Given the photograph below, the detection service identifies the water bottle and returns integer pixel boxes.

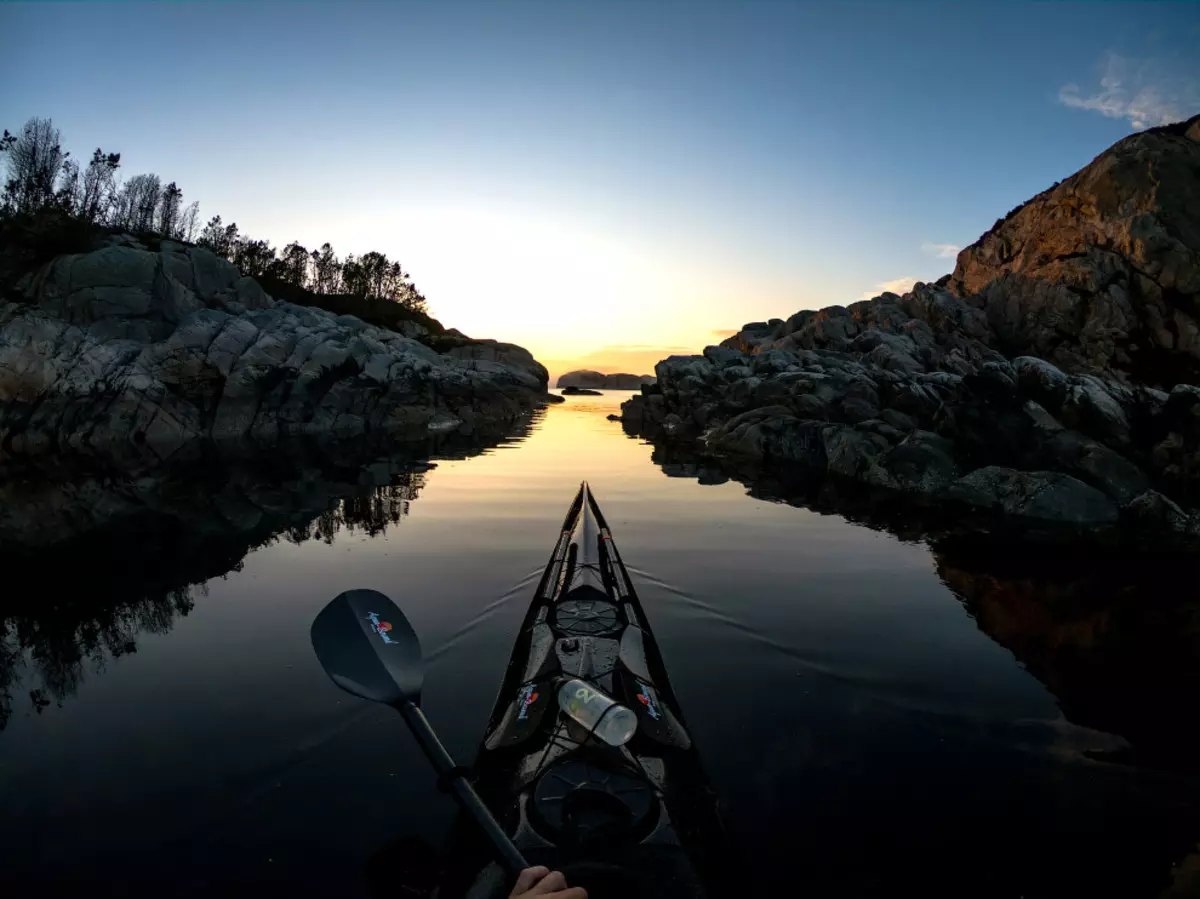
[557,678,638,747]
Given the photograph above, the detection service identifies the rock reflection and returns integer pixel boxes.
[0,426,530,730]
[638,435,1200,772]
[936,547,1200,771]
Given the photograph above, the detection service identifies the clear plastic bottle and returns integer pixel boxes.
[557,678,638,747]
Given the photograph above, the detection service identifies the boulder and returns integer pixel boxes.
[1123,489,1200,538]
[443,339,548,389]
[945,467,1120,527]
[864,431,960,496]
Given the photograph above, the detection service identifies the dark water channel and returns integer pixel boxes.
[2,392,1198,897]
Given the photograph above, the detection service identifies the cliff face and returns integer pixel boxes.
[621,115,1200,547]
[0,237,553,465]
[557,369,655,389]
[948,115,1200,385]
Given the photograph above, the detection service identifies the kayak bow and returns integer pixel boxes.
[444,482,730,898]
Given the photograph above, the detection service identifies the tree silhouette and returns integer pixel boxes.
[112,173,162,232]
[310,242,341,293]
[157,181,182,237]
[0,117,69,214]
[279,241,310,286]
[2,116,432,318]
[232,237,276,278]
[79,149,121,223]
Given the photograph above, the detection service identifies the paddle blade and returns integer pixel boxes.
[310,589,424,706]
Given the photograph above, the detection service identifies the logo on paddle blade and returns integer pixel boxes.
[517,684,540,720]
[636,682,662,720]
[364,612,396,645]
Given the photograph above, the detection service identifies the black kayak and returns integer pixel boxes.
[440,482,731,899]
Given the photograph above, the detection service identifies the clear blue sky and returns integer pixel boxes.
[2,2,1197,374]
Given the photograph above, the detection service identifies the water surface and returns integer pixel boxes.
[2,391,1198,897]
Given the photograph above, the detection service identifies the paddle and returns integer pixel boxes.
[310,588,529,877]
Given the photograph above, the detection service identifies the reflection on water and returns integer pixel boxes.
[1,392,1198,897]
[0,425,528,730]
[938,548,1200,772]
[0,586,196,731]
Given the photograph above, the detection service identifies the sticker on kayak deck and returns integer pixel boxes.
[635,682,662,720]
[364,612,397,645]
[517,684,541,720]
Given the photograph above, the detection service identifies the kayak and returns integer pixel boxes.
[440,482,731,899]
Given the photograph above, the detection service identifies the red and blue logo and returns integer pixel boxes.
[636,682,662,720]
[517,684,540,720]
[364,612,396,645]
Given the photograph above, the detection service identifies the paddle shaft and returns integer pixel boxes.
[396,700,528,876]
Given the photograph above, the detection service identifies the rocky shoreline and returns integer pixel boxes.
[622,115,1200,548]
[0,236,557,466]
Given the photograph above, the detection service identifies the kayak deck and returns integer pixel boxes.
[444,482,729,898]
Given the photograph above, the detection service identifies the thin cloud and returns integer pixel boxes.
[858,277,917,301]
[589,344,694,353]
[710,329,738,339]
[921,242,961,259]
[1059,52,1200,129]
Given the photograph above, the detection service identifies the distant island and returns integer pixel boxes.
[557,370,655,389]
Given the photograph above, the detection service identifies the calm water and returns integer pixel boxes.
[2,391,1198,897]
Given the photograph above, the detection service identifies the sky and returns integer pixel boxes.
[2,2,1198,379]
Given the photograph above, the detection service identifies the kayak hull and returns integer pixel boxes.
[441,483,730,898]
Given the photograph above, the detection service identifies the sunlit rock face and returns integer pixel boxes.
[948,114,1200,386]
[620,115,1200,547]
[0,239,552,465]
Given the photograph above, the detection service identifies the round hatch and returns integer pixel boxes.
[553,598,621,637]
[531,759,657,847]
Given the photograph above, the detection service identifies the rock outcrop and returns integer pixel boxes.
[0,239,555,464]
[556,369,655,389]
[948,115,1200,386]
[621,115,1200,547]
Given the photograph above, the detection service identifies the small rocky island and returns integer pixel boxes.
[557,369,655,389]
[622,114,1200,548]
[0,236,556,465]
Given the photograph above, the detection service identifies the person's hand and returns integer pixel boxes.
[508,866,587,899]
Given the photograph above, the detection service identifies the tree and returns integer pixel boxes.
[0,117,69,214]
[397,280,428,314]
[79,149,121,223]
[55,158,81,213]
[310,242,341,293]
[232,238,275,278]
[111,173,161,231]
[198,216,238,258]
[279,241,310,286]
[341,253,365,298]
[178,201,200,242]
[358,250,390,298]
[157,181,183,237]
